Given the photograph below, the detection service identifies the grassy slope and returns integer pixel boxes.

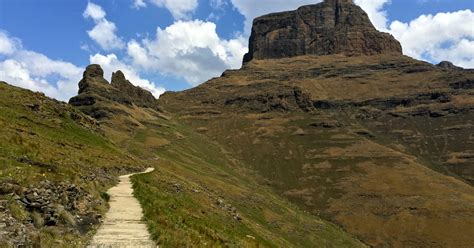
[156,54,474,247]
[0,82,143,246]
[119,117,365,247]
[1,81,364,247]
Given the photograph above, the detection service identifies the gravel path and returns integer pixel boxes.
[88,168,155,248]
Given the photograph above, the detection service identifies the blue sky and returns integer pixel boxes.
[0,0,473,101]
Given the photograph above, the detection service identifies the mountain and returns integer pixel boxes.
[243,0,402,63]
[0,60,365,246]
[158,0,474,247]
[1,0,474,247]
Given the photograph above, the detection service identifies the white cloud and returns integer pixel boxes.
[0,30,165,100]
[90,53,165,97]
[83,2,106,20]
[132,0,147,9]
[354,0,390,31]
[149,0,198,19]
[87,20,124,50]
[389,10,474,68]
[0,31,21,55]
[83,2,124,50]
[126,20,247,85]
[0,31,83,101]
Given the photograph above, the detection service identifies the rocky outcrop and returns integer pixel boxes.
[436,61,463,70]
[110,70,157,107]
[78,64,109,94]
[223,84,315,113]
[243,0,402,63]
[69,65,159,119]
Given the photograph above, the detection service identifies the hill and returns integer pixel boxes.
[0,81,144,246]
[1,0,473,247]
[68,62,367,247]
[0,53,366,246]
[157,0,474,246]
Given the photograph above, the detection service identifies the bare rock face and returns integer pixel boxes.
[69,65,159,119]
[110,70,157,107]
[78,64,109,94]
[243,0,402,63]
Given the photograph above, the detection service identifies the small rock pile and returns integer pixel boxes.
[19,181,96,226]
[215,198,242,221]
[0,180,102,246]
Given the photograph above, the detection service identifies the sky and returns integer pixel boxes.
[0,0,473,101]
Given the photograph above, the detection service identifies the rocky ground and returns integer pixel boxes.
[0,180,101,246]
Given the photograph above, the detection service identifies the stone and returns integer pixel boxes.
[83,64,104,79]
[233,213,242,221]
[0,183,15,194]
[243,0,402,63]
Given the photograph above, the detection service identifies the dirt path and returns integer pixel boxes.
[88,168,155,248]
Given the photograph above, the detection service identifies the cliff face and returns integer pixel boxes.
[243,0,402,63]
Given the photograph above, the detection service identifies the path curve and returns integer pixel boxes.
[88,168,155,248]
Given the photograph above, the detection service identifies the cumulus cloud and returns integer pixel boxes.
[0,31,83,101]
[89,53,165,97]
[354,0,390,31]
[389,10,474,68]
[126,20,247,85]
[132,0,147,9]
[0,31,21,55]
[83,2,106,19]
[137,0,198,19]
[0,31,165,101]
[83,2,124,50]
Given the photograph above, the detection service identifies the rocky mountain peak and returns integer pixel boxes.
[111,70,127,84]
[243,0,402,63]
[78,65,108,94]
[70,65,159,118]
[83,64,105,79]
